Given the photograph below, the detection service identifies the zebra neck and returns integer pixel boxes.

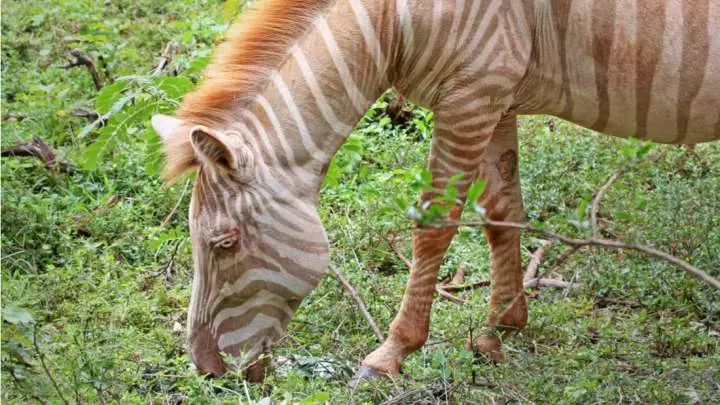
[236,0,393,196]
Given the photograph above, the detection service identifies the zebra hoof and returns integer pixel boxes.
[348,366,387,388]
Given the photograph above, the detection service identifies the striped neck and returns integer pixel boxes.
[232,0,392,199]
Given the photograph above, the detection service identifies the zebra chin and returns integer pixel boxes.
[189,325,273,382]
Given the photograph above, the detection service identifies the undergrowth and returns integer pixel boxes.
[2,0,719,403]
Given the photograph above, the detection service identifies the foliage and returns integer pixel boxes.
[2,0,719,403]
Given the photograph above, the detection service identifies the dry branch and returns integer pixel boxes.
[1,137,75,174]
[430,219,720,290]
[328,265,385,343]
[524,240,552,282]
[60,49,103,90]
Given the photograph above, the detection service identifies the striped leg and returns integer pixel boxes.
[468,115,527,361]
[358,104,506,377]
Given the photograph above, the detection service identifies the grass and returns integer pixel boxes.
[2,0,719,403]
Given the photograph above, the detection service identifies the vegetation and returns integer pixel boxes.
[2,0,719,403]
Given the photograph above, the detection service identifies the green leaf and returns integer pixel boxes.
[222,0,244,22]
[96,81,129,114]
[575,198,589,221]
[466,180,486,203]
[153,76,194,100]
[2,306,35,325]
[299,392,329,405]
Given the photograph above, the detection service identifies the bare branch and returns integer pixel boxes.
[524,240,552,283]
[1,137,75,174]
[590,168,626,238]
[435,284,467,304]
[60,49,103,90]
[523,278,578,289]
[328,265,385,343]
[429,219,720,290]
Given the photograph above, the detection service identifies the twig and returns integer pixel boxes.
[70,108,100,123]
[161,178,191,227]
[33,326,70,405]
[1,137,75,174]
[523,278,577,289]
[429,219,720,290]
[591,167,626,238]
[60,49,103,90]
[152,41,179,75]
[328,264,385,343]
[436,284,467,304]
[386,233,412,269]
[441,279,492,292]
[451,265,466,285]
[523,240,552,283]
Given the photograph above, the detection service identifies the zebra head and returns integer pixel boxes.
[152,114,329,381]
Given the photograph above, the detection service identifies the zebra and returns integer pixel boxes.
[151,0,720,381]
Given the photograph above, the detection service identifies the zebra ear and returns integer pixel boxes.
[189,126,254,178]
[151,114,183,140]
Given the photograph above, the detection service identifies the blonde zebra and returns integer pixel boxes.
[151,0,720,381]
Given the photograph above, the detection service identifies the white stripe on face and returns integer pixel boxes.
[209,268,316,314]
[212,290,294,334]
[218,313,284,351]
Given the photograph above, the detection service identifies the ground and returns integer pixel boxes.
[2,0,719,403]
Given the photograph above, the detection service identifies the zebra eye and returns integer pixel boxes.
[217,239,235,249]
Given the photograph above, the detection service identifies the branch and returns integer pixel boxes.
[590,167,626,238]
[429,219,720,290]
[60,49,103,90]
[152,41,179,75]
[523,240,552,283]
[328,265,385,343]
[33,326,69,405]
[1,137,75,174]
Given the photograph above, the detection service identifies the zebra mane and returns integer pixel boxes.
[164,0,334,182]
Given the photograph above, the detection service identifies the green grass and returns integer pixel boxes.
[2,1,719,403]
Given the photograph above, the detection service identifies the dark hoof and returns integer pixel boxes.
[348,366,386,389]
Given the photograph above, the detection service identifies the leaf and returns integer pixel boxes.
[96,81,129,114]
[575,198,589,221]
[222,0,244,22]
[153,76,194,100]
[299,392,329,405]
[466,180,486,203]
[2,306,35,325]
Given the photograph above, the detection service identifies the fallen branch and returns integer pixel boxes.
[429,219,720,290]
[436,284,467,304]
[328,264,385,343]
[1,137,75,174]
[523,278,577,289]
[60,49,103,90]
[523,240,552,283]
